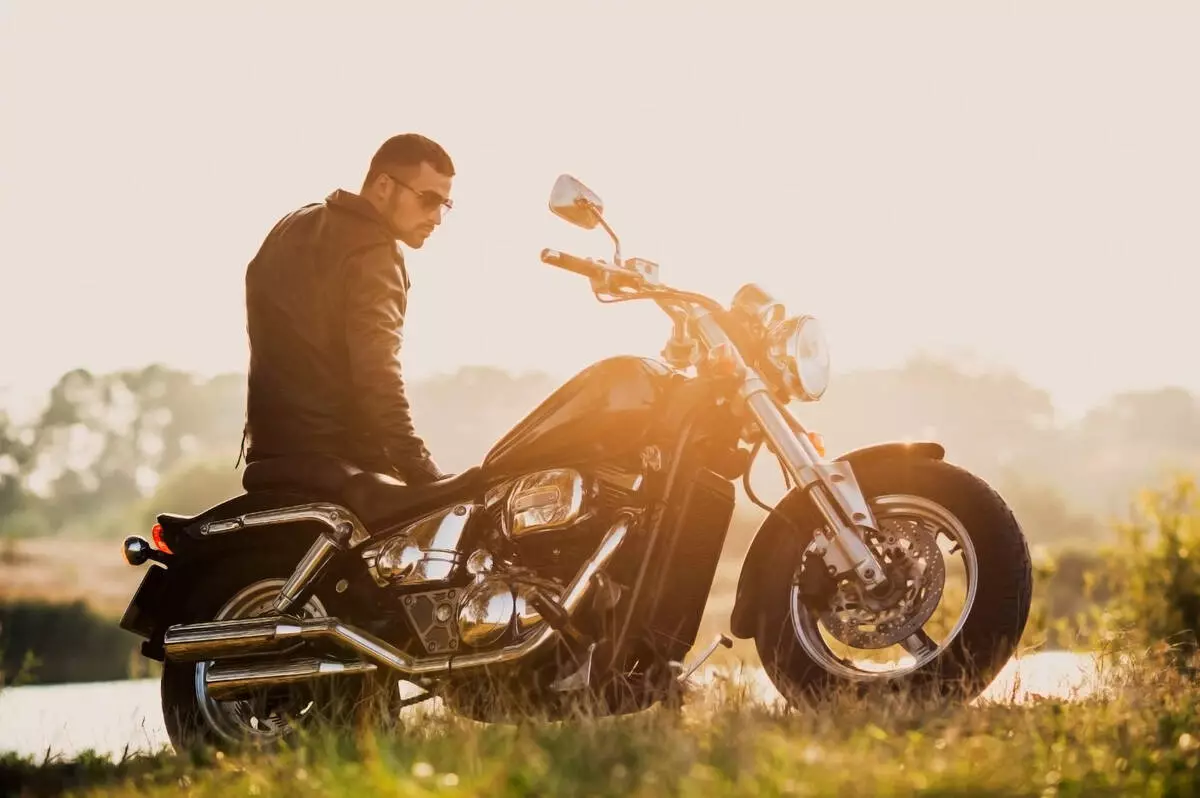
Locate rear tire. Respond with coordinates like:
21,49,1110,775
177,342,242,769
160,551,384,752
753,457,1032,704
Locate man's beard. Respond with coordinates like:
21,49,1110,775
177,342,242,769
397,228,428,249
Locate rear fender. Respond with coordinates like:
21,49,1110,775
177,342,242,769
728,441,945,639
122,491,337,660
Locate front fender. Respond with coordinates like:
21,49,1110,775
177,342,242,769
728,441,945,639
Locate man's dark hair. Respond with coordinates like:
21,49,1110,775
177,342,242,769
365,133,455,187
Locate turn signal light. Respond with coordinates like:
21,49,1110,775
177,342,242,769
807,431,826,457
151,522,173,554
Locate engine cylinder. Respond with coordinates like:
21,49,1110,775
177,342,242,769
457,577,517,648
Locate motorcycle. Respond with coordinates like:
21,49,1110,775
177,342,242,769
118,174,1033,749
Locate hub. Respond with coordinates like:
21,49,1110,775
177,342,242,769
809,516,946,650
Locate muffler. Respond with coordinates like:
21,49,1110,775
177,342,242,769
205,657,377,701
163,616,308,659
163,512,633,678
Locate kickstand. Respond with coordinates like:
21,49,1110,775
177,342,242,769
395,686,437,709
669,633,734,684
550,641,597,693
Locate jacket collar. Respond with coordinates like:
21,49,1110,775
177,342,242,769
326,189,394,232
325,189,411,289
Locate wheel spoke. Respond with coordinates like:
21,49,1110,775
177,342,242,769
900,628,938,659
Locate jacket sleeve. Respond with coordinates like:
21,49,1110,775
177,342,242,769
343,243,444,484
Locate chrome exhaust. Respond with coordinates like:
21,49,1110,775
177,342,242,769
163,616,308,659
204,657,377,701
164,512,633,677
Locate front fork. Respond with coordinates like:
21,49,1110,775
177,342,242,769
743,390,887,589
692,313,888,590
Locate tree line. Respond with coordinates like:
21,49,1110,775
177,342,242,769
1,357,1197,546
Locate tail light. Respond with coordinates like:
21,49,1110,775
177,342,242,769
151,523,174,554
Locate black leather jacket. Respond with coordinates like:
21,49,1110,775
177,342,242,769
242,189,443,485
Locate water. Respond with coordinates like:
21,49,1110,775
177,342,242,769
0,652,1105,761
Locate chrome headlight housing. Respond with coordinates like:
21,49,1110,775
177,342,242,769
485,468,589,539
768,315,831,401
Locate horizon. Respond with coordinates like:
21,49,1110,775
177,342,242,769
2,1,1198,425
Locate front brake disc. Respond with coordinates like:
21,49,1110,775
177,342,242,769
819,518,946,649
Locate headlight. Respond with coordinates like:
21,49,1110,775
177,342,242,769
769,315,831,401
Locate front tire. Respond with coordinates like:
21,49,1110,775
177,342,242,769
754,457,1032,704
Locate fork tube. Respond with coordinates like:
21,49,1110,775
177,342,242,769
690,309,886,586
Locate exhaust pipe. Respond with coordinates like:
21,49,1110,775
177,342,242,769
164,616,308,659
205,657,377,701
164,512,633,677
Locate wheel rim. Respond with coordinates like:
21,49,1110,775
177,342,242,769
788,494,980,681
194,579,328,744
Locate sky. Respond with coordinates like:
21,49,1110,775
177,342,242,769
1,0,1197,422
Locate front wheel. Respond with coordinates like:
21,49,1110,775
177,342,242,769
754,457,1032,704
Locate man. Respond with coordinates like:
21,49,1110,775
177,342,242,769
240,133,454,486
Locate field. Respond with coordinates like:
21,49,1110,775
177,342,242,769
4,476,1198,796
3,648,1199,797
0,539,143,619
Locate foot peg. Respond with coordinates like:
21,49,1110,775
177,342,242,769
670,633,733,684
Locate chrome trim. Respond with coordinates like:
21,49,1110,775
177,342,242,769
456,577,516,648
689,305,887,589
272,535,339,613
361,503,475,588
505,469,587,538
164,512,635,677
204,657,378,701
731,283,786,329
165,615,307,659
200,503,371,549
789,494,980,680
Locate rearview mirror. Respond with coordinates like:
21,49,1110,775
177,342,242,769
549,174,604,230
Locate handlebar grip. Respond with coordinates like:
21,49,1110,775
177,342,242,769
541,248,604,279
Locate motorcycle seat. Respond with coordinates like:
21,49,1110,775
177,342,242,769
241,454,362,497
341,467,483,530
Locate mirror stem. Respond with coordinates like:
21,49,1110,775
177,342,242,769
593,206,622,267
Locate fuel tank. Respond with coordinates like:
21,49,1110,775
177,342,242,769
483,356,677,477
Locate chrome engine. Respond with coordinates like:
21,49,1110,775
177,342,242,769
361,503,475,588
390,552,561,655
360,466,642,655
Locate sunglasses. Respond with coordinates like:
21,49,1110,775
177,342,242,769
386,173,453,215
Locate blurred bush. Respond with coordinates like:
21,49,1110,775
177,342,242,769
1104,474,1200,665
0,599,143,685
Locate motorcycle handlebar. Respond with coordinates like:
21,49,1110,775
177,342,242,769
541,248,649,294
540,248,605,280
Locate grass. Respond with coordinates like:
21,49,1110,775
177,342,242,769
2,648,1199,797
3,474,1198,795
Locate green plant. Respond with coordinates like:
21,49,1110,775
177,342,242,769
1104,474,1200,667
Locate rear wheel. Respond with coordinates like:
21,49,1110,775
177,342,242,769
754,457,1032,703
160,554,387,751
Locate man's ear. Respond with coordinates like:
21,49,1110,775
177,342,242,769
363,173,385,198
